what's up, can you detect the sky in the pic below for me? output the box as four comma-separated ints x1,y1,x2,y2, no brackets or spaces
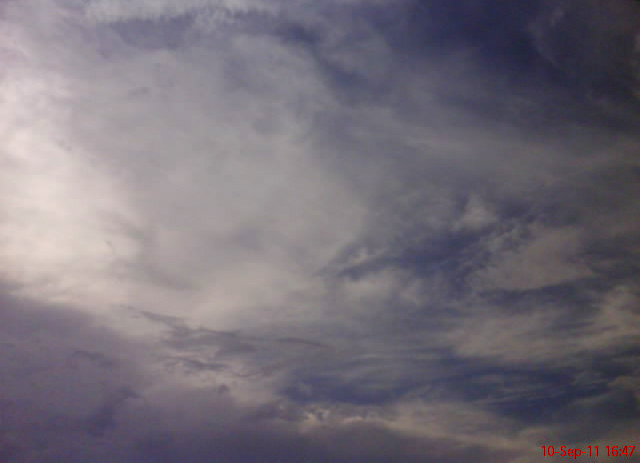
1,0,639,462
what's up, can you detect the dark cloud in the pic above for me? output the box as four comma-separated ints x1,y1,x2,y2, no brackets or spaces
85,387,139,437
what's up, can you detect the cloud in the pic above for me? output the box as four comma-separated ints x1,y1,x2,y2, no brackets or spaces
84,0,278,25
531,0,640,102
1,0,639,462
473,224,593,291
0,289,528,463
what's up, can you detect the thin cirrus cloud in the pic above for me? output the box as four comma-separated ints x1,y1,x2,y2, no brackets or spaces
1,0,639,462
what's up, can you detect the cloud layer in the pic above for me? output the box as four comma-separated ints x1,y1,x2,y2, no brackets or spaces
1,0,639,461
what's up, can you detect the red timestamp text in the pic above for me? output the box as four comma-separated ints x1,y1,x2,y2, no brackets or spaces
541,445,636,459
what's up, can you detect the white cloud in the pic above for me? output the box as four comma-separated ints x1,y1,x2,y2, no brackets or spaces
1,0,370,335
446,283,639,365
85,0,276,24
446,307,579,364
472,224,593,291
454,194,497,231
83,0,396,29
579,285,640,351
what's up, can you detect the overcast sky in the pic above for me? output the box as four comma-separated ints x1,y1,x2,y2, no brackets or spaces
1,1,640,462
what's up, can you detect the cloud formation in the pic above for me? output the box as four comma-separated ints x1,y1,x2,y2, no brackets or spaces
1,0,639,462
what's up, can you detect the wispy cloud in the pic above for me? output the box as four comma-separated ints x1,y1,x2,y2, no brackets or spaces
1,0,639,461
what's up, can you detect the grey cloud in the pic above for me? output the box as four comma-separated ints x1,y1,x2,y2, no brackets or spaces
107,13,196,49
128,412,517,463
85,386,139,437
0,292,147,461
1,0,640,462
70,350,119,369
531,0,640,101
